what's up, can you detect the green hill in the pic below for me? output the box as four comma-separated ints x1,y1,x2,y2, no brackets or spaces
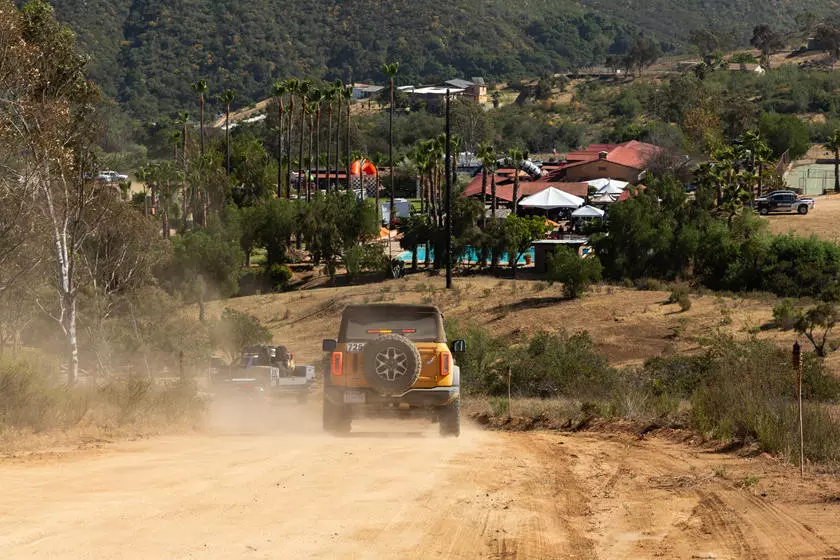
34,0,834,119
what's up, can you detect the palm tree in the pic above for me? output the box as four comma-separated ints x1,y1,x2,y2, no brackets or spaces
477,142,494,226
217,89,236,175
826,129,840,194
191,80,208,156
309,88,324,196
306,100,317,201
271,79,288,198
284,78,300,198
381,62,400,225
297,80,311,199
506,148,525,215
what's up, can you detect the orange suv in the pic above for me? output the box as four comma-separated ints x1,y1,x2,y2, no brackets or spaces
322,304,466,437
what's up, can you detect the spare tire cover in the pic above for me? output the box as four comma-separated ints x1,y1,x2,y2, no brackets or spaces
362,334,422,395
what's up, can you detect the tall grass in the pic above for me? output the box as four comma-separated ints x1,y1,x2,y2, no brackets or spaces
0,358,204,440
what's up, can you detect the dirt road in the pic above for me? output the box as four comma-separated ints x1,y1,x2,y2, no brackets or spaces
2,415,840,559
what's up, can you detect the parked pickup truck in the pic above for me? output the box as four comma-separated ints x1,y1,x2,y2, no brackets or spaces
754,191,815,215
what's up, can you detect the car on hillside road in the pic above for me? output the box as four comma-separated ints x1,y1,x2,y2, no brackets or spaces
754,190,814,215
97,170,129,183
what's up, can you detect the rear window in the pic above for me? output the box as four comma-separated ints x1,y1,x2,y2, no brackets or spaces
342,309,441,342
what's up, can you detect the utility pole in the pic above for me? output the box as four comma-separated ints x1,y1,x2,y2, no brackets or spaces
445,89,453,290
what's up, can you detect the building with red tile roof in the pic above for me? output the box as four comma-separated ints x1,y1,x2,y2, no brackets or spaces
560,140,664,183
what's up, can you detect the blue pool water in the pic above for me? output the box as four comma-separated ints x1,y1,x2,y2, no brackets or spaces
398,245,535,265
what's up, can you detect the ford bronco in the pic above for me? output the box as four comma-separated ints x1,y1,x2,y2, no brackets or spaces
322,304,466,437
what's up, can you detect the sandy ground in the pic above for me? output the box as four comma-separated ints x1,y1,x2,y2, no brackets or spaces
765,192,840,242
2,408,839,559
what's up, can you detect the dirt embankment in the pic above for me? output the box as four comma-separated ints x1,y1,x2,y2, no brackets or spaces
2,410,839,559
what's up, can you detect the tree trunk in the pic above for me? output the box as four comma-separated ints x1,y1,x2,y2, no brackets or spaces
335,97,341,190
308,112,314,201
199,95,205,156
277,99,284,198
315,107,321,196
225,105,231,175
298,98,306,200
286,96,294,199
326,105,333,192
481,165,488,227
389,76,395,227
346,100,351,191
198,295,206,323
67,292,79,386
513,173,520,216
491,173,497,220
835,149,839,194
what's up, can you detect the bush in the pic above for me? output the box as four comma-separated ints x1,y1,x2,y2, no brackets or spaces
678,294,692,312
344,244,389,281
265,263,293,291
546,248,602,299
772,298,799,330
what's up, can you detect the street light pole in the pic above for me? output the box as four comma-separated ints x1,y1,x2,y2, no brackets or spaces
445,89,453,289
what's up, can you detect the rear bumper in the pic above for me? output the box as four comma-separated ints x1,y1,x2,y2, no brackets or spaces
324,386,459,408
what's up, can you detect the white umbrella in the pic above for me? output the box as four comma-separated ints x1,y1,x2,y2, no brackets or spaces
571,205,605,218
518,187,584,209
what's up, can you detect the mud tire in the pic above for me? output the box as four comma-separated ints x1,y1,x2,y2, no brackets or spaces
798,205,809,215
323,400,351,435
362,334,422,396
439,398,461,437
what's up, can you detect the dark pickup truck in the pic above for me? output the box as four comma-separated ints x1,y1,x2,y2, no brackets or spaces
754,191,815,215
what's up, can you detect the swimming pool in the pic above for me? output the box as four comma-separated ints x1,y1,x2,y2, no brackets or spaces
398,245,535,265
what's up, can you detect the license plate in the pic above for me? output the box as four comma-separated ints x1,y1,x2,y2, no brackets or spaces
343,391,366,404
346,343,366,353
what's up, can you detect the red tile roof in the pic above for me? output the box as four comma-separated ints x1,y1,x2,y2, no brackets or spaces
462,173,588,202
563,141,664,172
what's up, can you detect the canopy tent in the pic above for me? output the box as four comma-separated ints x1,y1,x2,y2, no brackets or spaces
571,205,605,219
518,187,584,210
591,192,622,204
586,178,629,193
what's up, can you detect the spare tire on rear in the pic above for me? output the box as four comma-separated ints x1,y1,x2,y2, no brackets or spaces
362,334,422,396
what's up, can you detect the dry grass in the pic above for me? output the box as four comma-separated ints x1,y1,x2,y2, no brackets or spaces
210,274,796,369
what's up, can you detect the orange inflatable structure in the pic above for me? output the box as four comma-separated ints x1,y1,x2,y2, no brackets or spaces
350,159,378,176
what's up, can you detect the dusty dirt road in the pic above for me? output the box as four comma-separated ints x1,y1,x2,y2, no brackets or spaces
2,413,840,559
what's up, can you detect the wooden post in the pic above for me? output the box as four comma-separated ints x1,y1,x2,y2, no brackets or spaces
507,366,512,419
793,341,804,477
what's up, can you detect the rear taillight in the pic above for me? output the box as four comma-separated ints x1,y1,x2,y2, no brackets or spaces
331,352,343,376
440,352,452,377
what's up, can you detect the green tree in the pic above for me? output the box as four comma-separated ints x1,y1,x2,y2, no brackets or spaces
825,129,840,194
547,248,602,299
750,24,784,68
217,89,236,174
381,62,400,225
758,113,809,160
166,228,243,322
503,215,545,278
477,142,495,227
284,78,300,199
